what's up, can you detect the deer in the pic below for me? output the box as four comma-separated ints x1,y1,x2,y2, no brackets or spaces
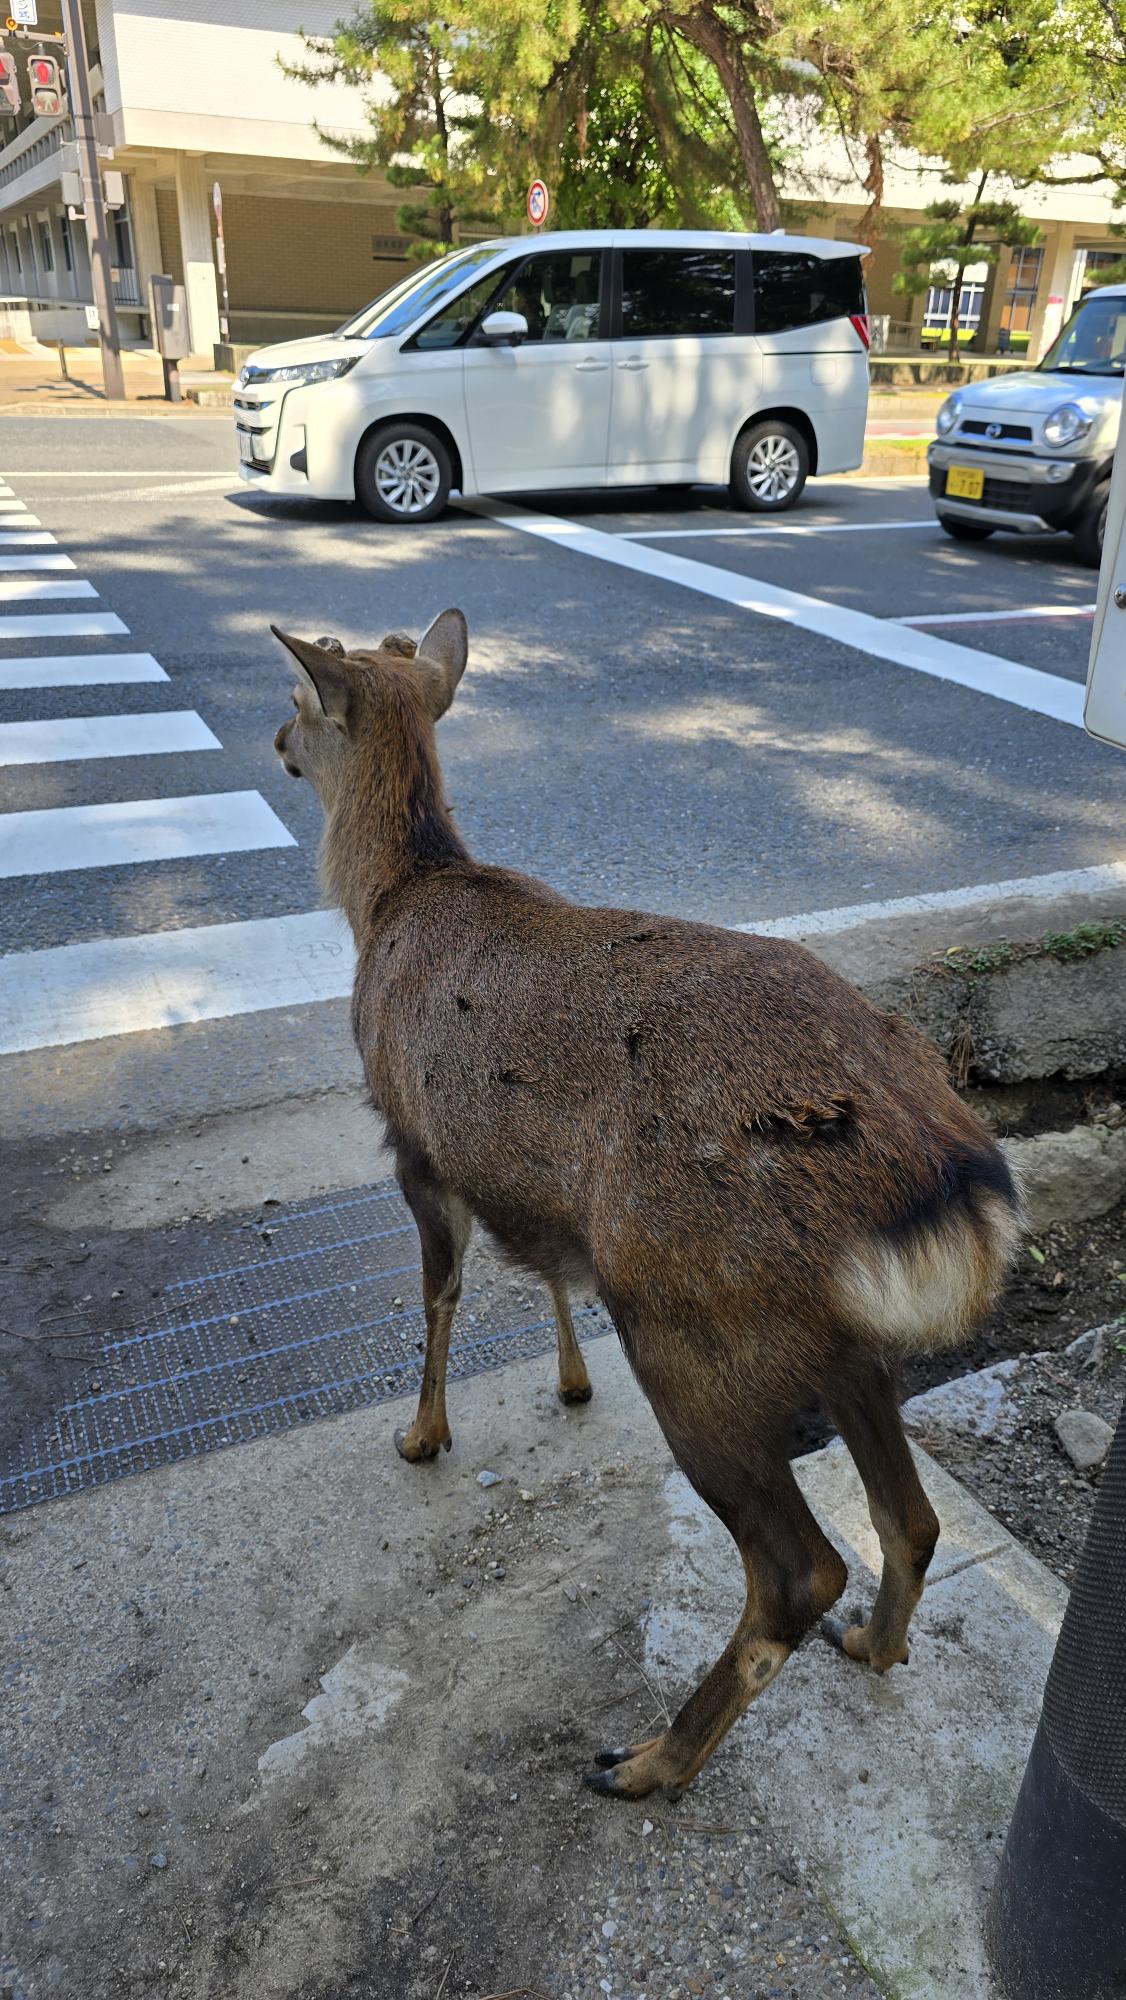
272,609,1022,1801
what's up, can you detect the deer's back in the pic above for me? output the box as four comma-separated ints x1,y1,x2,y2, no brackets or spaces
353,867,1009,1318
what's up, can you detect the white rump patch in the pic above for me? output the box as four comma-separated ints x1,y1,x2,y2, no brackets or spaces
836,1194,1021,1353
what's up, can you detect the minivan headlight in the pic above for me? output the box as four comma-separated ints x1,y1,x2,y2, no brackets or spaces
935,392,963,437
241,355,360,388
1042,402,1092,448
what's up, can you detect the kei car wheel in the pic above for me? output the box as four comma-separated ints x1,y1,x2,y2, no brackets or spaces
1072,482,1110,569
356,423,452,524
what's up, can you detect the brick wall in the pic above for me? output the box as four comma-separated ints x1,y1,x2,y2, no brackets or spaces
222,191,406,318
155,188,184,285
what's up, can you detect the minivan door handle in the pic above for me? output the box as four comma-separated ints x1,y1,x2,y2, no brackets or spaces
572,357,609,372
617,357,649,372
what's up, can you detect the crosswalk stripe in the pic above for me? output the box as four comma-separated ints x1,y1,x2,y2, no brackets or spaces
0,555,76,573
0,612,127,637
0,578,96,602
0,789,295,879
0,531,55,545
0,909,350,1055
0,651,167,690
0,504,36,516
0,710,220,766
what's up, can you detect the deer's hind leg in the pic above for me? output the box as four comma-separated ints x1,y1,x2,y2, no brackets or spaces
822,1357,940,1672
394,1154,471,1465
549,1279,593,1404
584,1384,847,1799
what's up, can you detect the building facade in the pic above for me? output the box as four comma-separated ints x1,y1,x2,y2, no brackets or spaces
0,1,1120,364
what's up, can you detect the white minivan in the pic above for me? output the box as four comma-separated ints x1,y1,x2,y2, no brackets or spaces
234,229,870,523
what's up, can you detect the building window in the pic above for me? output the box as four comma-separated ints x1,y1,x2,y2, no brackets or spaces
59,210,73,274
1000,246,1043,347
10,229,21,276
37,220,54,274
922,265,987,342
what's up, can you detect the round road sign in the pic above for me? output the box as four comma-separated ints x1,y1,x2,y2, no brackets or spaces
527,179,549,227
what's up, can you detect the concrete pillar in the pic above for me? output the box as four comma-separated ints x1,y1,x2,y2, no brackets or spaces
130,176,164,341
976,244,1009,354
174,152,221,357
1028,224,1079,362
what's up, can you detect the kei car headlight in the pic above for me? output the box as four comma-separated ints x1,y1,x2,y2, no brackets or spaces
935,393,963,437
1042,402,1092,448
241,356,360,388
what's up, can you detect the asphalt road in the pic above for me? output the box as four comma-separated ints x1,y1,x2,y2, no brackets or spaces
0,409,1119,1138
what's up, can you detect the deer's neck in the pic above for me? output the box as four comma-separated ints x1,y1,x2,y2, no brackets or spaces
321,737,468,940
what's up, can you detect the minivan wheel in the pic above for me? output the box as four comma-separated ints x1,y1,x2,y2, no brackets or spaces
356,423,452,524
1072,482,1110,569
938,514,995,542
731,421,809,511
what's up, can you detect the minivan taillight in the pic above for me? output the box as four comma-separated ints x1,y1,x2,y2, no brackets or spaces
850,312,871,350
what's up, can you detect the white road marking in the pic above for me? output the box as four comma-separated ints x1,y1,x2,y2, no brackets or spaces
732,862,1126,938
9,469,235,477
463,499,1084,728
899,603,1096,627
0,554,75,572
0,577,96,602
2,863,1123,1057
0,710,220,766
0,652,166,690
0,509,40,521
0,612,127,637
0,908,352,1055
0,789,294,880
0,531,57,546
618,519,938,541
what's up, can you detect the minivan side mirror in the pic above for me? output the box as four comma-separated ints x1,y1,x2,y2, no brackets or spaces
479,310,528,347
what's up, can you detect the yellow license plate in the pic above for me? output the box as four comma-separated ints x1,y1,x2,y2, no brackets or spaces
946,464,984,501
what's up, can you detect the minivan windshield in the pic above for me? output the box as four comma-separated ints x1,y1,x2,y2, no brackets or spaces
336,245,505,341
1039,293,1126,377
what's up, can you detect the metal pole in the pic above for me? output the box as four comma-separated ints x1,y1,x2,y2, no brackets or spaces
58,0,125,401
986,1393,1126,1996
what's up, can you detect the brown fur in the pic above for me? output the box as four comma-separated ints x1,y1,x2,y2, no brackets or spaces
272,611,1022,1798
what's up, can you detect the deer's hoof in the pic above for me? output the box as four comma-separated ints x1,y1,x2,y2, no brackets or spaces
557,1381,593,1405
394,1425,451,1464
582,1755,685,1802
820,1615,908,1671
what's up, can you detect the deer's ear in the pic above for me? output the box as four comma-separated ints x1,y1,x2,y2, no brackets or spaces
270,626,352,728
415,608,468,719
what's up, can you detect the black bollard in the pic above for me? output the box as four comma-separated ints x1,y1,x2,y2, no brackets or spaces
985,1392,1126,1997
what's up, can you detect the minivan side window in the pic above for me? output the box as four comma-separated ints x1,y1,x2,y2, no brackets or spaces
621,250,737,337
486,252,603,342
413,267,516,350
752,252,864,336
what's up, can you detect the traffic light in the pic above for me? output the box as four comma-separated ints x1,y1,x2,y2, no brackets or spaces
0,50,20,116
28,53,63,116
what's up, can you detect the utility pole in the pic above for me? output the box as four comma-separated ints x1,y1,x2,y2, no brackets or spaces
59,0,125,401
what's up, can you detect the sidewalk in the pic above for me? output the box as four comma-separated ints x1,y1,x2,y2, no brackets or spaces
2,1300,1061,1999
0,342,233,410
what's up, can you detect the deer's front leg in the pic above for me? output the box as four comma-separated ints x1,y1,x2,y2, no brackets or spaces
394,1164,470,1465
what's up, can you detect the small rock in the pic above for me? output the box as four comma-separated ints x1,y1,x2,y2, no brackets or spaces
519,1489,535,1504
602,1919,618,1938
1064,1324,1112,1369
477,1470,503,1488
641,1819,654,1836
901,1359,1021,1441
149,1852,168,1870
136,1804,150,1819
1054,1409,1113,1473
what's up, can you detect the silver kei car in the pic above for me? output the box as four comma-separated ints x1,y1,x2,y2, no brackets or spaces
927,283,1125,567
